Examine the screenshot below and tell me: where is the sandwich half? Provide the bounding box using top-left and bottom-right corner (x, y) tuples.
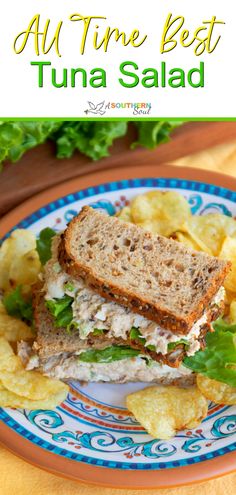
(18, 207), (230, 386)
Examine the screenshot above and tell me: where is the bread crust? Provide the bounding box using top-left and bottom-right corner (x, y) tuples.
(58, 206), (230, 335)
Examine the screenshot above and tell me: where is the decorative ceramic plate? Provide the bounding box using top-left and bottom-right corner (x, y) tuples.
(0, 165), (235, 489)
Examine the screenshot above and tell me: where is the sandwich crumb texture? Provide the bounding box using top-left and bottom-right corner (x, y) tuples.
(59, 206), (230, 334)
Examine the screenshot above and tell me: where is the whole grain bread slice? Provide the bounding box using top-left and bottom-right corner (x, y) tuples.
(58, 206), (230, 334)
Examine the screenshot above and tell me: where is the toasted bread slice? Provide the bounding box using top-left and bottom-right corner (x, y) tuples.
(58, 206), (230, 334)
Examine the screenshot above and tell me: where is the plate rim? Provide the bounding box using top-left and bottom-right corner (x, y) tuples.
(1, 410), (236, 489)
(0, 164), (236, 488)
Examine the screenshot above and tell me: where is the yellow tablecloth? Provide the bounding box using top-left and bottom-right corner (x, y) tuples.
(1, 140), (236, 494)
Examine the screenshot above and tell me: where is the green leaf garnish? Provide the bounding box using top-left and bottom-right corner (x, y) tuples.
(146, 344), (156, 351)
(168, 339), (190, 351)
(78, 345), (140, 363)
(64, 282), (75, 292)
(36, 228), (56, 265)
(92, 328), (105, 336)
(130, 327), (145, 342)
(213, 317), (236, 333)
(132, 121), (183, 150)
(130, 327), (156, 352)
(3, 286), (33, 323)
(184, 321), (236, 387)
(54, 121), (127, 161)
(0, 121), (61, 169)
(46, 295), (74, 328)
(0, 121), (181, 169)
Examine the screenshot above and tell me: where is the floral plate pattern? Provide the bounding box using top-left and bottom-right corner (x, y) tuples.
(0, 177), (236, 471)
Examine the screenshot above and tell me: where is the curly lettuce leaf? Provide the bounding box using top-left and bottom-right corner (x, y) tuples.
(36, 228), (56, 265)
(0, 121), (60, 168)
(133, 121), (183, 149)
(212, 318), (236, 333)
(78, 345), (140, 363)
(184, 321), (236, 387)
(0, 120), (182, 168)
(46, 295), (73, 328)
(52, 121), (127, 161)
(3, 286), (33, 323)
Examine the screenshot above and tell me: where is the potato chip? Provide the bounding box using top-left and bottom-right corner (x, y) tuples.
(126, 386), (208, 439)
(197, 375), (236, 405)
(224, 290), (234, 304)
(116, 206), (132, 223)
(171, 231), (202, 251)
(229, 300), (236, 324)
(8, 249), (41, 290)
(184, 214), (236, 257)
(0, 230), (41, 293)
(0, 238), (16, 291)
(0, 337), (23, 372)
(0, 382), (68, 410)
(130, 191), (191, 237)
(182, 228), (212, 255)
(0, 312), (33, 341)
(0, 368), (68, 401)
(219, 237), (236, 293)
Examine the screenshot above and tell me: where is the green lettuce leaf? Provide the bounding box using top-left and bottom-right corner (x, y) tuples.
(46, 295), (73, 328)
(64, 282), (75, 293)
(146, 345), (156, 351)
(56, 306), (73, 328)
(184, 320), (236, 387)
(3, 286), (33, 323)
(0, 121), (60, 169)
(133, 121), (183, 149)
(130, 327), (145, 342)
(92, 328), (105, 336)
(168, 339), (190, 351)
(52, 121), (127, 161)
(0, 120), (182, 168)
(78, 345), (140, 363)
(212, 318), (236, 333)
(36, 228), (56, 265)
(130, 327), (156, 351)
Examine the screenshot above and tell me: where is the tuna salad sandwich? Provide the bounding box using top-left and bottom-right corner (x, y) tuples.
(18, 206), (230, 385)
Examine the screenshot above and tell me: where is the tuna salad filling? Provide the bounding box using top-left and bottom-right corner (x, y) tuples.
(18, 341), (194, 385)
(42, 237), (225, 358)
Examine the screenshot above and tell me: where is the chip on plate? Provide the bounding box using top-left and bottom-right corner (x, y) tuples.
(126, 386), (208, 439)
(219, 237), (236, 293)
(116, 206), (132, 223)
(0, 368), (68, 401)
(171, 231), (202, 251)
(0, 382), (68, 410)
(197, 375), (236, 405)
(0, 337), (23, 372)
(8, 249), (41, 291)
(229, 300), (236, 324)
(130, 191), (191, 237)
(0, 230), (41, 293)
(184, 214), (236, 257)
(0, 311), (33, 341)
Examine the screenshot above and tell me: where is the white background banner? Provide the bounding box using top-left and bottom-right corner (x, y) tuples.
(0, 0), (235, 118)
